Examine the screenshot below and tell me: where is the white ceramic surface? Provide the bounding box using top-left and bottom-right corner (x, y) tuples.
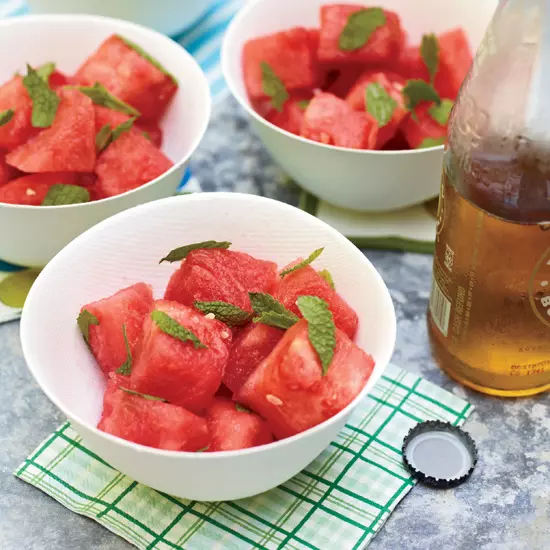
(21, 193), (397, 501)
(222, 0), (499, 212)
(0, 15), (211, 268)
(26, 0), (216, 36)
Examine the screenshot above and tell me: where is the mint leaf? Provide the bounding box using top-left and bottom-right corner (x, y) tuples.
(261, 61), (289, 112)
(160, 240), (231, 263)
(280, 248), (324, 278)
(420, 34), (440, 84)
(194, 300), (252, 327)
(116, 34), (178, 85)
(428, 99), (454, 126)
(365, 82), (396, 128)
(249, 291), (299, 330)
(417, 137), (445, 149)
(196, 446), (210, 452)
(296, 99), (310, 111)
(41, 184), (90, 206)
(319, 269), (335, 290)
(235, 403), (252, 413)
(23, 64), (60, 128)
(402, 80), (441, 111)
(119, 387), (167, 402)
(96, 123), (112, 152)
(151, 309), (207, 349)
(115, 324), (132, 375)
(142, 131), (151, 141)
(111, 116), (136, 142)
(77, 308), (99, 345)
(79, 82), (140, 116)
(0, 109), (14, 127)
(296, 296), (336, 375)
(36, 62), (56, 82)
(339, 8), (386, 51)
(253, 311), (298, 330)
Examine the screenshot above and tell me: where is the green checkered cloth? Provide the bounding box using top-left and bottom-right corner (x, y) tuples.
(15, 363), (473, 550)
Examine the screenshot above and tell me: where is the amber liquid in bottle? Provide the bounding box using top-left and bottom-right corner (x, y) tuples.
(428, 147), (550, 396)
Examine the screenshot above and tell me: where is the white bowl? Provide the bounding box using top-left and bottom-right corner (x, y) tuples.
(0, 15), (211, 268)
(222, 0), (498, 212)
(21, 193), (396, 501)
(26, 0), (217, 36)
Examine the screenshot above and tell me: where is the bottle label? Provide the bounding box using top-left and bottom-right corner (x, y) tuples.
(430, 175), (550, 384)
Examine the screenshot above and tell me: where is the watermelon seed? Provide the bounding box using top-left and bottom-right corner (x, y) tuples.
(266, 394), (283, 406)
(221, 330), (231, 340)
(26, 188), (36, 196)
(205, 313), (216, 320)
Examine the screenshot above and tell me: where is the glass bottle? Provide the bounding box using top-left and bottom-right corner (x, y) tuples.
(428, 0), (550, 396)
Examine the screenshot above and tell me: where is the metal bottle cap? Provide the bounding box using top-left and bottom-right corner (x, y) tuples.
(402, 420), (478, 488)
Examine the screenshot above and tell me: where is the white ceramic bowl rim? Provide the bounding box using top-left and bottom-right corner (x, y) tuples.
(21, 192), (397, 461)
(221, 0), (444, 156)
(0, 14), (212, 211)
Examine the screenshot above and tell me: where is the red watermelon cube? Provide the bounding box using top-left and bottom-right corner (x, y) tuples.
(0, 150), (16, 186)
(243, 27), (319, 100)
(74, 34), (178, 122)
(94, 131), (173, 198)
(165, 249), (278, 313)
(300, 92), (378, 149)
(0, 172), (78, 205)
(223, 323), (284, 393)
(81, 282), (153, 375)
(205, 397), (274, 451)
(130, 300), (232, 413)
(324, 67), (363, 98)
(257, 93), (311, 136)
(401, 102), (448, 149)
(236, 320), (375, 439)
(0, 76), (35, 151)
(98, 373), (210, 451)
(437, 29), (472, 100)
(6, 88), (96, 173)
(275, 263), (358, 339)
(346, 72), (407, 148)
(318, 5), (404, 65)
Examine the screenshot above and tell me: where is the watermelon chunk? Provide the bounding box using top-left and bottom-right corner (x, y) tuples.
(6, 88), (96, 173)
(165, 249), (278, 313)
(0, 172), (77, 205)
(325, 67), (363, 98)
(257, 93), (311, 135)
(205, 397), (274, 451)
(301, 92), (378, 149)
(236, 320), (375, 439)
(345, 72), (407, 148)
(437, 29), (472, 100)
(131, 300), (232, 413)
(0, 76), (35, 151)
(223, 323), (284, 393)
(94, 131), (173, 198)
(49, 70), (72, 91)
(82, 282), (153, 375)
(0, 150), (16, 186)
(74, 35), (178, 122)
(135, 120), (163, 148)
(98, 373), (210, 451)
(275, 263), (358, 339)
(243, 27), (318, 100)
(318, 5), (404, 65)
(401, 103), (447, 149)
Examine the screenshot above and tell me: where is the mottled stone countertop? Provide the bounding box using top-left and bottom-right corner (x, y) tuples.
(1, 99), (549, 550)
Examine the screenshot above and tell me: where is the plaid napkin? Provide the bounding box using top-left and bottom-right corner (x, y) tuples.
(15, 363), (473, 550)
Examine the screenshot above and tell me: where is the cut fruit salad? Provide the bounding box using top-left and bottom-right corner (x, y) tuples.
(243, 3), (473, 151)
(78, 242), (375, 452)
(0, 35), (177, 206)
